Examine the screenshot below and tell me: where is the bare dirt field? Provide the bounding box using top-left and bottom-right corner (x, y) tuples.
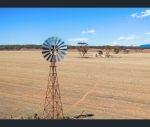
(0, 51), (150, 119)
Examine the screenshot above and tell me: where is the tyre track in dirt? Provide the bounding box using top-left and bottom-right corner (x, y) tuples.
(67, 73), (97, 114)
(73, 80), (97, 106)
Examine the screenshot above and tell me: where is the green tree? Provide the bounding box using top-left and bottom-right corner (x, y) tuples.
(113, 47), (122, 54)
(104, 45), (112, 58)
(77, 42), (89, 56)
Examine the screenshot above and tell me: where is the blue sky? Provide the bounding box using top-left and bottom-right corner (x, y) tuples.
(0, 8), (150, 46)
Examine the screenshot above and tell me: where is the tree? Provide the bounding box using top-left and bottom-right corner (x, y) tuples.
(113, 47), (121, 54)
(77, 42), (89, 56)
(104, 45), (112, 58)
(139, 48), (144, 53)
(123, 49), (130, 54)
(97, 49), (103, 57)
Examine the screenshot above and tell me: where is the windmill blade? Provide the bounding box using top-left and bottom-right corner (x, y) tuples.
(54, 37), (58, 46)
(42, 46), (49, 50)
(42, 44), (49, 48)
(55, 38), (58, 47)
(53, 37), (56, 46)
(59, 46), (67, 50)
(56, 54), (61, 62)
(59, 50), (67, 55)
(43, 41), (52, 49)
(43, 52), (50, 58)
(42, 46), (49, 51)
(52, 55), (56, 62)
(46, 54), (52, 61)
(52, 54), (56, 62)
(57, 41), (64, 48)
(50, 37), (55, 49)
(56, 38), (62, 46)
(54, 55), (57, 62)
(60, 48), (67, 53)
(55, 55), (58, 62)
(59, 48), (67, 53)
(51, 37), (55, 45)
(48, 54), (53, 62)
(59, 49), (67, 54)
(45, 40), (51, 47)
(58, 50), (64, 59)
(57, 52), (63, 60)
(42, 50), (49, 54)
(59, 48), (67, 52)
(58, 45), (67, 49)
(50, 54), (54, 62)
(43, 41), (49, 47)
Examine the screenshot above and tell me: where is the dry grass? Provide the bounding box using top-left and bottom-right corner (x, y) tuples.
(0, 51), (150, 119)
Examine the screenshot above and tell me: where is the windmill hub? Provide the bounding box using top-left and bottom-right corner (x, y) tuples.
(49, 46), (58, 55)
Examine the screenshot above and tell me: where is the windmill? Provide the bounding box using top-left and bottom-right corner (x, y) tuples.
(42, 36), (67, 119)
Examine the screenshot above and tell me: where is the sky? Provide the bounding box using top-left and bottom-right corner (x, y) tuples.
(0, 8), (150, 46)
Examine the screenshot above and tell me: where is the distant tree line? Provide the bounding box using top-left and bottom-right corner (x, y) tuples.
(0, 45), (41, 50)
(71, 45), (147, 50)
(0, 44), (147, 51)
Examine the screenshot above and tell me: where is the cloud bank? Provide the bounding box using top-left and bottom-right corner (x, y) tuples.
(81, 29), (96, 34)
(117, 35), (136, 41)
(131, 9), (150, 18)
(67, 38), (88, 46)
(145, 32), (150, 35)
(68, 38), (88, 42)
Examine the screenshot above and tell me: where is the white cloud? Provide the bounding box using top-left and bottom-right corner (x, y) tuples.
(68, 38), (89, 46)
(68, 42), (78, 46)
(145, 32), (150, 35)
(107, 41), (144, 46)
(111, 42), (118, 45)
(81, 29), (96, 34)
(106, 42), (118, 46)
(68, 38), (88, 42)
(130, 42), (142, 45)
(131, 9), (150, 18)
(117, 35), (136, 41)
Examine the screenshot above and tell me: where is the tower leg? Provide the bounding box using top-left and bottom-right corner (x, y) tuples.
(43, 62), (63, 119)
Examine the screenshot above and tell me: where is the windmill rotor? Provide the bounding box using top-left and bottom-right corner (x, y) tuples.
(42, 36), (67, 63)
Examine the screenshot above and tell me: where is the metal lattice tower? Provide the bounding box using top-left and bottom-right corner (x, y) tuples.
(42, 36), (67, 119)
(43, 63), (63, 119)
